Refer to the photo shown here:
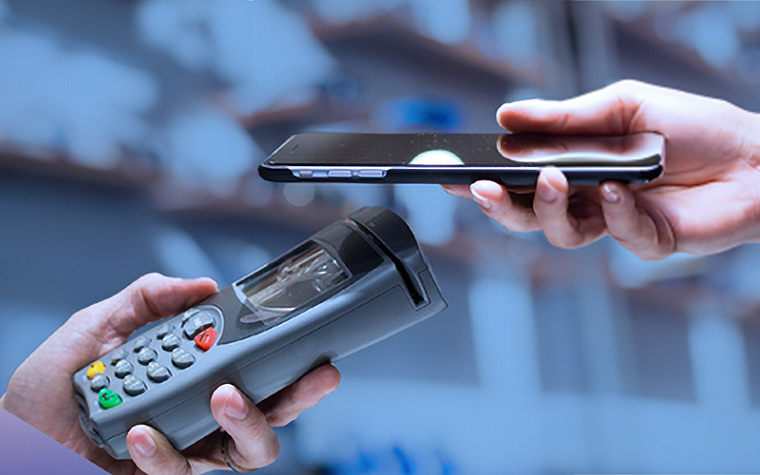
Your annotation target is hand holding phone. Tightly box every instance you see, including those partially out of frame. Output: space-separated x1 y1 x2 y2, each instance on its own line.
457 80 760 260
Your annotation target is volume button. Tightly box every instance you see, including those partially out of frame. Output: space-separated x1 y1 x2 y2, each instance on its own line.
327 170 352 178
357 169 386 178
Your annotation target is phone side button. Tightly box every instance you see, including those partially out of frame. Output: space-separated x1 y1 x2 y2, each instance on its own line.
356 170 386 178
293 170 314 178
328 170 352 178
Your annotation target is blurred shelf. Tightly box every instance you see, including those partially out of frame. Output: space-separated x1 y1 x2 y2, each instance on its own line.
608 10 760 96
309 11 546 87
153 177 347 230
0 144 158 189
217 92 367 130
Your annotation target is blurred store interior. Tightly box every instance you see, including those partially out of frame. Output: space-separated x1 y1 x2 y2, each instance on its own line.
2 1 760 473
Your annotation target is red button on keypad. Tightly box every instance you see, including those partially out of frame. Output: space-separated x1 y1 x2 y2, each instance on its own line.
194 327 216 351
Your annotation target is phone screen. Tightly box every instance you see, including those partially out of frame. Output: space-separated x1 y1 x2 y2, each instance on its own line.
267 133 663 168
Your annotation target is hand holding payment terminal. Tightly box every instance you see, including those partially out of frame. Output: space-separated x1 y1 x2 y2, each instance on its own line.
73 207 447 460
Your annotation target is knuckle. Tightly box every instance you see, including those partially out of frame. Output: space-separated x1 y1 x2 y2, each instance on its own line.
239 412 273 442
546 231 584 249
260 437 280 466
491 212 533 233
639 248 668 261
610 78 643 92
265 412 286 427
134 272 165 287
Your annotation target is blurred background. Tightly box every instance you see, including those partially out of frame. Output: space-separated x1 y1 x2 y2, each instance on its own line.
2 1 760 473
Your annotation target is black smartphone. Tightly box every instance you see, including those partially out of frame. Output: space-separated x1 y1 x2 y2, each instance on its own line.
258 132 665 185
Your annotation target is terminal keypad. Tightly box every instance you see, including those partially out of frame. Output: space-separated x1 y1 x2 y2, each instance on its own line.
80 306 221 410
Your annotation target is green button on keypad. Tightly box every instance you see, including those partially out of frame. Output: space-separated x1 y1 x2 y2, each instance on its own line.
98 388 122 409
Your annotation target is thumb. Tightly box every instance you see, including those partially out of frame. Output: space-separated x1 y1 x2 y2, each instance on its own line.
76 273 218 338
497 79 648 135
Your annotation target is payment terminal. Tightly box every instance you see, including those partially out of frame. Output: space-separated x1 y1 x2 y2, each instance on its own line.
73 207 447 459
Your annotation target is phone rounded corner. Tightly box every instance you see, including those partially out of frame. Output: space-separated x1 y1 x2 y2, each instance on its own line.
258 163 295 182
647 163 665 182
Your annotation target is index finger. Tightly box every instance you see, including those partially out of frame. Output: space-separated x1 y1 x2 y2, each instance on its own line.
258 364 341 427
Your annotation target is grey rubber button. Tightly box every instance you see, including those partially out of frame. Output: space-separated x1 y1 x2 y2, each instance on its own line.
156 324 170 339
161 333 180 351
137 348 157 365
133 336 151 352
147 362 171 383
171 348 196 369
181 309 199 324
90 374 109 392
183 312 214 339
122 375 147 396
114 360 133 378
110 348 128 366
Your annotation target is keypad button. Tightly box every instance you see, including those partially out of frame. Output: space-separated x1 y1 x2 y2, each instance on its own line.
86 361 106 379
122 375 147 396
98 388 122 409
137 348 157 365
171 348 195 369
161 333 180 351
110 349 128 366
194 327 217 351
90 374 109 392
181 309 199 325
156 323 170 340
133 336 151 352
183 312 214 339
114 360 133 378
146 362 171 383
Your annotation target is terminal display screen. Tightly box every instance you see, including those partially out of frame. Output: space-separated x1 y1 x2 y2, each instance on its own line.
237 243 348 327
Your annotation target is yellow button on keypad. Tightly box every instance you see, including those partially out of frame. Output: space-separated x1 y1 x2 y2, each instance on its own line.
87 361 106 379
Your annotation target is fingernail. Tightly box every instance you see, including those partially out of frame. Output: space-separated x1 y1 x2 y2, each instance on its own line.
601 183 620 203
496 103 509 126
470 188 491 210
133 428 156 457
538 167 565 203
537 182 559 203
224 386 249 420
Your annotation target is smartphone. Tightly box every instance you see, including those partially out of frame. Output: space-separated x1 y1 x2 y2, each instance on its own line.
258 132 665 185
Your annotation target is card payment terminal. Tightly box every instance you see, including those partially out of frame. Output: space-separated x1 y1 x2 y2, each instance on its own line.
73 207 447 459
